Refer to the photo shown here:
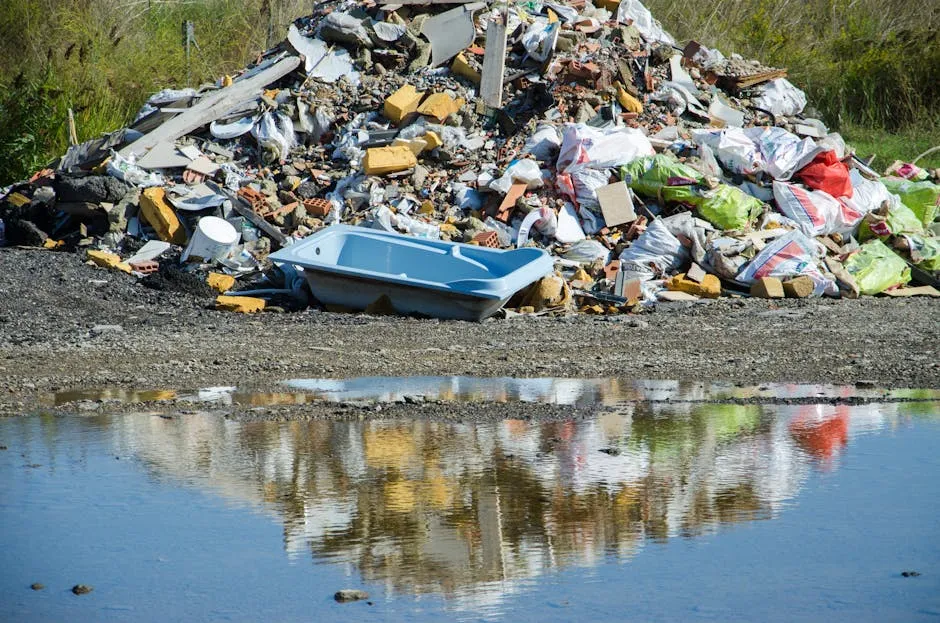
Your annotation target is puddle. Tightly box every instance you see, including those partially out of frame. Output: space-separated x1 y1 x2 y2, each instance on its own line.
45 377 940 408
2 399 939 621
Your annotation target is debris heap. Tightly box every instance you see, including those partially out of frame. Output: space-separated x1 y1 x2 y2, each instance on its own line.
2 0 938 316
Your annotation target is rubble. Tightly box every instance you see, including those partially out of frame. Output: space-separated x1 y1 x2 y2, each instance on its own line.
1 0 938 320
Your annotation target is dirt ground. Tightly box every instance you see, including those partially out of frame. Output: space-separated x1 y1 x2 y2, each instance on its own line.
0 246 937 418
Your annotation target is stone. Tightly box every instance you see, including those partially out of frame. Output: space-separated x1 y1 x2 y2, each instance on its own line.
30 583 44 591
71 584 93 595
334 589 369 603
782 275 815 298
750 276 784 299
666 272 721 299
363 146 417 176
215 295 266 313
384 84 424 124
90 324 124 336
139 187 186 245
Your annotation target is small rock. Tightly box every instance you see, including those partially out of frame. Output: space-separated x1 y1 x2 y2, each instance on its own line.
91 324 124 336
30 583 44 591
901 571 921 577
334 589 369 602
71 584 93 595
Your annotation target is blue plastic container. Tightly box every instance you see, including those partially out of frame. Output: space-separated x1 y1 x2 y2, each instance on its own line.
268 225 554 320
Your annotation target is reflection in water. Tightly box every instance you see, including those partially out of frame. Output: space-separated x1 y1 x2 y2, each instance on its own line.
10 399 938 613
47 377 940 408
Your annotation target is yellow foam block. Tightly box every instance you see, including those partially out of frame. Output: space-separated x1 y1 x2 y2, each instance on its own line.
416 93 464 123
384 84 425 125
87 250 132 274
363 145 418 176
451 53 481 85
139 187 186 245
216 295 266 313
666 273 721 299
207 272 236 293
392 137 428 156
422 130 443 151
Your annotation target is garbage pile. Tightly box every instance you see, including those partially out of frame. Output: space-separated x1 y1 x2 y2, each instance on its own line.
2 0 939 316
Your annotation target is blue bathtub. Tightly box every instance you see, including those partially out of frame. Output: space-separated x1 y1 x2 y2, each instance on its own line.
268 225 554 321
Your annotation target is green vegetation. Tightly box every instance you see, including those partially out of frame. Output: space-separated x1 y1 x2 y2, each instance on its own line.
1 0 937 184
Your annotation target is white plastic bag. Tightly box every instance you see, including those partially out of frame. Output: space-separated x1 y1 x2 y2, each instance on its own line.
557 164 611 209
743 126 820 180
252 111 296 161
555 202 586 243
556 123 654 172
521 19 560 63
615 0 675 45
523 124 562 161
838 170 899 218
735 229 837 296
752 78 807 117
490 159 545 193
618 218 688 280
692 128 765 175
107 151 165 188
563 239 609 264
772 181 863 236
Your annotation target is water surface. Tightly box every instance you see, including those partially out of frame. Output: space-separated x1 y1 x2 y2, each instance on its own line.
1 397 938 621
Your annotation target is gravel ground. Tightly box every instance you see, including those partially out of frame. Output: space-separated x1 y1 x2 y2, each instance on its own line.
0 246 937 418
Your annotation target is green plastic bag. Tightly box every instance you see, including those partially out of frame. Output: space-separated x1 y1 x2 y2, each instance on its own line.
857 201 924 241
902 234 940 272
881 178 940 228
663 184 764 231
844 239 912 295
620 154 704 198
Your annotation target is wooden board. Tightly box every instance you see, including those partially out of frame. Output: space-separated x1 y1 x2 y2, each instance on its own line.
120 56 301 158
481 13 508 109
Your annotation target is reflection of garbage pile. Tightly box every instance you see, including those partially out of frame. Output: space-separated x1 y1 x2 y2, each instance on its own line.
2 0 938 319
106 401 908 606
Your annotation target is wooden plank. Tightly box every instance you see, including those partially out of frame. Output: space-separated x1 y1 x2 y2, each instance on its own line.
120 56 301 158
480 11 508 109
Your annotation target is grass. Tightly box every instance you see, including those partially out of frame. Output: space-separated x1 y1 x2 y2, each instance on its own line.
841 122 940 172
0 0 938 184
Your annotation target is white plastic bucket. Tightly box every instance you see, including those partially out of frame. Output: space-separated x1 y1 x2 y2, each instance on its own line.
181 216 239 262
